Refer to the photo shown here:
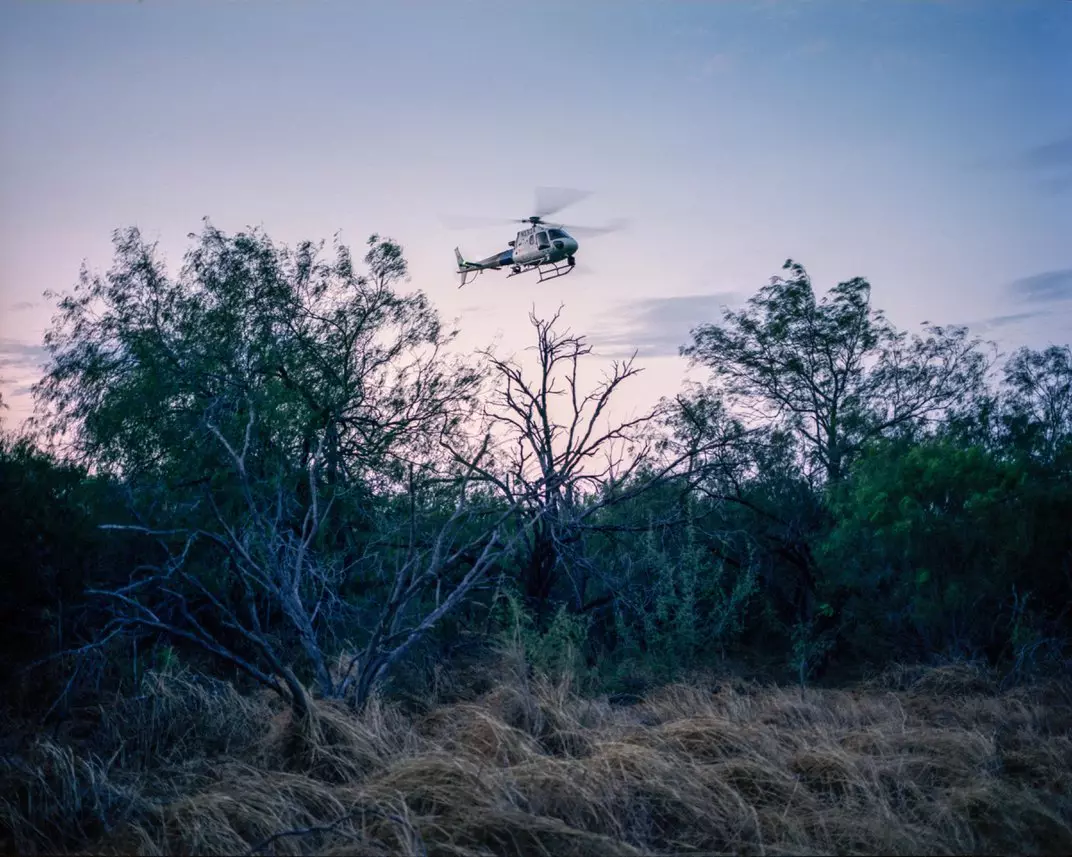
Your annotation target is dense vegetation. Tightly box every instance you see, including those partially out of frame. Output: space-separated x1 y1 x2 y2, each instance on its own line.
2 223 1070 855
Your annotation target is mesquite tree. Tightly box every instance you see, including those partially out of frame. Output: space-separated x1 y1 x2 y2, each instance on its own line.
682 259 991 484
30 221 496 712
32 221 480 487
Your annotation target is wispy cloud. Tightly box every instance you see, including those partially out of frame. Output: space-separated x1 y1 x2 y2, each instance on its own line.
1017 135 1072 171
589 293 737 359
972 133 1072 183
0 338 48 373
967 310 1046 332
964 270 1072 333
1007 269 1072 304
992 133 1072 194
7 301 38 313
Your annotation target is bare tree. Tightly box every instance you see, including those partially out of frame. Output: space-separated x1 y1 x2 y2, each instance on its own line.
444 307 718 617
90 409 525 715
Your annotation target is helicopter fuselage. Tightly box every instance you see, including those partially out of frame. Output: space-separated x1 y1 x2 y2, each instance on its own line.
471 226 579 270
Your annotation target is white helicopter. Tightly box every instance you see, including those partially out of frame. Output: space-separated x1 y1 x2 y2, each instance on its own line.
446 187 625 288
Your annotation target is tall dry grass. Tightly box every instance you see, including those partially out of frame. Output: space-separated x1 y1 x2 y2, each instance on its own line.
2 661 1070 856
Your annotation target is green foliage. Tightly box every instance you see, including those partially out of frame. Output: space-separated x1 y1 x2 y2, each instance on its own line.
790 615 837 687
1000 344 1072 462
819 436 1072 663
0 432 153 698
593 501 760 684
493 590 590 682
19 224 507 717
682 259 990 484
639 521 701 669
31 221 480 492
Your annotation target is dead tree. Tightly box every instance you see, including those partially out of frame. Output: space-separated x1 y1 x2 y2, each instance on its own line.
444 307 715 618
91 409 526 716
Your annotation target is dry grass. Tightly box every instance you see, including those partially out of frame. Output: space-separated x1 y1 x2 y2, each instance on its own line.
3 661 1071 856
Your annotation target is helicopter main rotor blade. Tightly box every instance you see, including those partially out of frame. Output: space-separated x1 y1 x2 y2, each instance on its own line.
441 188 617 232
533 186 592 220
557 218 629 238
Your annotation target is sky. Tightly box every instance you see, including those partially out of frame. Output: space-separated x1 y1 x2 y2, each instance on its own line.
2 0 1070 433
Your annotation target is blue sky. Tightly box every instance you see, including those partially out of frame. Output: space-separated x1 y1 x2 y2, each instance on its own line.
2 0 1070 428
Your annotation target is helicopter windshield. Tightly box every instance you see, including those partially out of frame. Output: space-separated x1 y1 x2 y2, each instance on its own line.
546 228 569 239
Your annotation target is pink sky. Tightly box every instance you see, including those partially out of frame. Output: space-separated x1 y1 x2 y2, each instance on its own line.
2 0 1070 432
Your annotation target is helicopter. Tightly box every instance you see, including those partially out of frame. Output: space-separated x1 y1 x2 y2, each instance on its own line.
446 187 625 288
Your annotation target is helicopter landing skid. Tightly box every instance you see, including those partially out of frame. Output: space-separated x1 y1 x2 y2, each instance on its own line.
507 257 576 284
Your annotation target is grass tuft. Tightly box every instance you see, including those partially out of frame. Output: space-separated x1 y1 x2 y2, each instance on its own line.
4 662 1071 856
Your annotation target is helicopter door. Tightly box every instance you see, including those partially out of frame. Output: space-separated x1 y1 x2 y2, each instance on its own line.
536 231 551 251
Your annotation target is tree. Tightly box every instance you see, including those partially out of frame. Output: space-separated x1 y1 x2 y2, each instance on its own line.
31 221 480 489
1000 344 1072 462
682 260 991 484
89 409 525 715
663 392 830 632
28 221 501 714
445 308 702 618
820 435 1072 664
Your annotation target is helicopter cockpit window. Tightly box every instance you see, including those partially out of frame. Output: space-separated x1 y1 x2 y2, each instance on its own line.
536 231 550 249
547 229 567 240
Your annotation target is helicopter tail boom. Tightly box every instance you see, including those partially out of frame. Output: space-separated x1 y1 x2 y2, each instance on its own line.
455 247 486 288
455 247 496 270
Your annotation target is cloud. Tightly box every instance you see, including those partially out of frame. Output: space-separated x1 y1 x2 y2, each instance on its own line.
1018 135 1072 171
7 301 37 312
589 293 737 359
1007 269 1072 304
971 134 1072 191
1000 133 1072 194
0 338 48 373
969 311 1046 332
